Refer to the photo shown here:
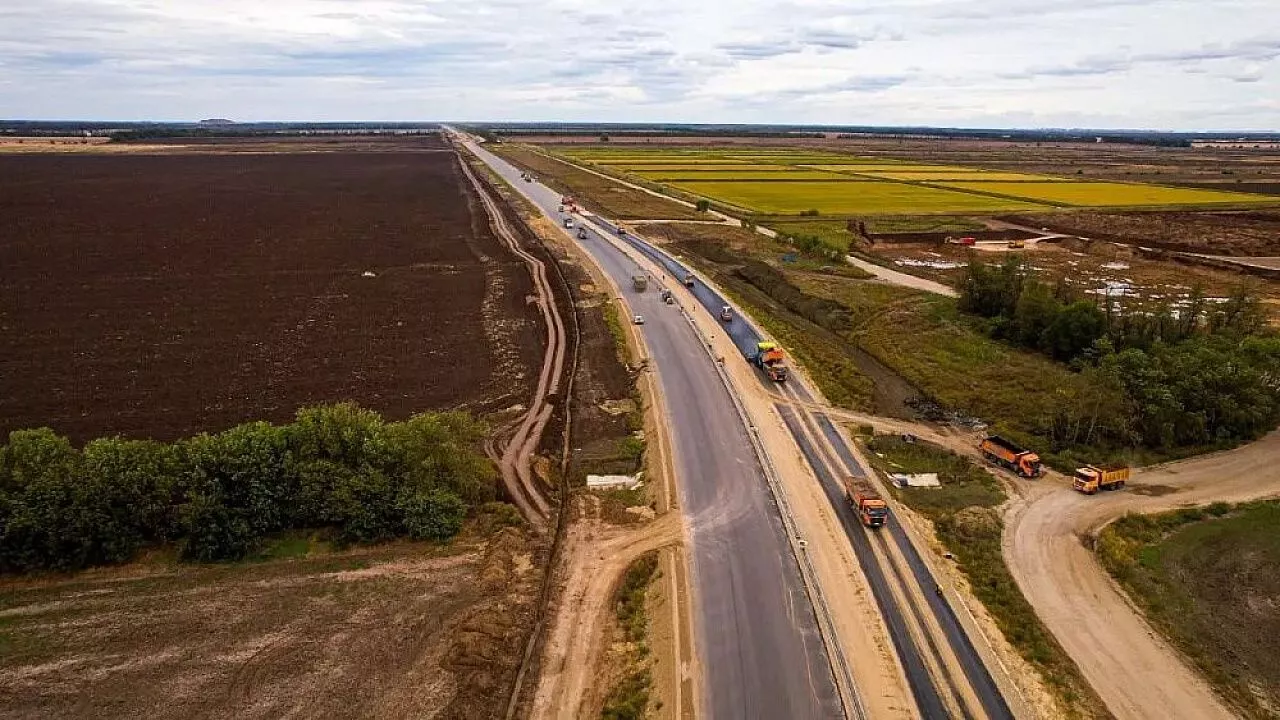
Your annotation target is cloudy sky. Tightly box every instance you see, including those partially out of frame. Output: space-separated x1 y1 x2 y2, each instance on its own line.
2 0 1278 129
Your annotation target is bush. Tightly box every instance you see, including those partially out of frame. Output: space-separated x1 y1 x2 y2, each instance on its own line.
0 404 497 573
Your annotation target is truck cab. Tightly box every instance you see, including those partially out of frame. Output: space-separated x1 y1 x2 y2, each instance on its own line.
719 305 732 322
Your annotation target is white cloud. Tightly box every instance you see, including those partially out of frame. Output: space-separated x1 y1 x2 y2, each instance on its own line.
0 0 1277 129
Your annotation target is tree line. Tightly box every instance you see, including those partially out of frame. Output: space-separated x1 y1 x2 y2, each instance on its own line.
0 403 497 573
958 256 1280 451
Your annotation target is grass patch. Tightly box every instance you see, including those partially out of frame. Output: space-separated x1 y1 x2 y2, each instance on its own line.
1097 500 1280 718
861 435 1108 718
861 215 990 234
600 298 633 364
600 551 661 720
936 180 1279 207
666 179 1041 215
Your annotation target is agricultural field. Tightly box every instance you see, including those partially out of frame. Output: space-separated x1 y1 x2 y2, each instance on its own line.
935 180 1270 207
0 140 547 443
0 525 540 720
542 142 1280 218
1006 209 1280 256
634 170 857 181
664 179 1039 215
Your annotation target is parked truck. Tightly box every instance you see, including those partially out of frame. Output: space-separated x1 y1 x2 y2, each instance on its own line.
842 476 888 528
979 435 1043 478
1073 464 1129 494
747 341 789 382
683 272 696 287
632 275 648 292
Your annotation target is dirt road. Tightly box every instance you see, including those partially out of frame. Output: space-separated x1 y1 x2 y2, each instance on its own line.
459 156 565 525
529 509 683 720
1004 430 1280 720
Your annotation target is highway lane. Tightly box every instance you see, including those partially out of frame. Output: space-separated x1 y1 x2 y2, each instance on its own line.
459 138 843 718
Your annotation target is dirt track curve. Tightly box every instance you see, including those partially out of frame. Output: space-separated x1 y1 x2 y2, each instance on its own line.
1005 430 1280 720
459 154 564 524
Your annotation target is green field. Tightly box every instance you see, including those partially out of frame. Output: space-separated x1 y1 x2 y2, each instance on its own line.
937 180 1277 206
666 179 1039 215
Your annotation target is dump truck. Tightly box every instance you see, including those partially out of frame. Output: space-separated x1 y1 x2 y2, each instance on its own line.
632 275 648 292
683 272 695 287
979 435 1042 478
1073 465 1129 494
660 289 674 304
1007 238 1026 249
747 341 788 382
842 476 888 528
576 228 587 239
719 305 732 322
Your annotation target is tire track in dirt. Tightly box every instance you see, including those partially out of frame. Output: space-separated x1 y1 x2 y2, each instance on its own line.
458 154 564 524
529 508 683 720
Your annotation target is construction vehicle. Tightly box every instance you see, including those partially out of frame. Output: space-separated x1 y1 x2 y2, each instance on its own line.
1007 238 1026 249
842 476 888 528
632 275 648 292
719 305 732 322
946 236 977 246
979 435 1042 478
577 228 587 240
683 272 696 287
661 289 674 304
747 341 789 382
1073 464 1129 494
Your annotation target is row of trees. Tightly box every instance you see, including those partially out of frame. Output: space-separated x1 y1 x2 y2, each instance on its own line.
0 404 496 573
958 256 1280 450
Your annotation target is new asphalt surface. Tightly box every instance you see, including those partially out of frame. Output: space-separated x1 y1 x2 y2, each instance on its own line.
462 138 843 719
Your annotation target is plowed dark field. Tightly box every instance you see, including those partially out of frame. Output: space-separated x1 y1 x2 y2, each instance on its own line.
0 142 543 443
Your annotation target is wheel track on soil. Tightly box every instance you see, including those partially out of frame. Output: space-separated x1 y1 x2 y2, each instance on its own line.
458 154 565 524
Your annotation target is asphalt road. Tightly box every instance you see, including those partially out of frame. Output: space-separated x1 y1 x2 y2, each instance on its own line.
460 138 843 719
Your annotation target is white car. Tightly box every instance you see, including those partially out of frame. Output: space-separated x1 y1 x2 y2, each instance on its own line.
633 315 645 325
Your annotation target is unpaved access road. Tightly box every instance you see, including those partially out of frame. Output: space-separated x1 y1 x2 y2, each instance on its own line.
1005 430 1280 720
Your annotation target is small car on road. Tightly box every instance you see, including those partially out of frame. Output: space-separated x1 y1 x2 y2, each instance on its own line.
633 315 645 325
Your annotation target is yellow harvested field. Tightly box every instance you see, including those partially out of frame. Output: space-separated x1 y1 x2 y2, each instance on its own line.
935 181 1279 207
868 171 1067 182
803 164 980 173
633 169 859 181
622 164 814 173
666 179 1041 215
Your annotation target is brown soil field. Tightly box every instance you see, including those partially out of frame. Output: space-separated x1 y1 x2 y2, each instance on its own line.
0 144 544 443
0 526 542 720
1004 209 1280 256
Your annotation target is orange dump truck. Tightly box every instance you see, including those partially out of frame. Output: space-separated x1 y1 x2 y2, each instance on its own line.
842 476 888 528
979 435 1042 478
747 341 788 382
1073 465 1129 494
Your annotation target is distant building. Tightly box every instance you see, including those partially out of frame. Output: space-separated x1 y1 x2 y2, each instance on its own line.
198 118 236 127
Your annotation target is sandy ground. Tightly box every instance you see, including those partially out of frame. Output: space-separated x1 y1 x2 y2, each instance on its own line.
845 256 959 297
1004 430 1280 720
529 506 682 720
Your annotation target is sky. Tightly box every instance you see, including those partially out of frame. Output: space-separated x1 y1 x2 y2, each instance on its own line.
1 0 1278 129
